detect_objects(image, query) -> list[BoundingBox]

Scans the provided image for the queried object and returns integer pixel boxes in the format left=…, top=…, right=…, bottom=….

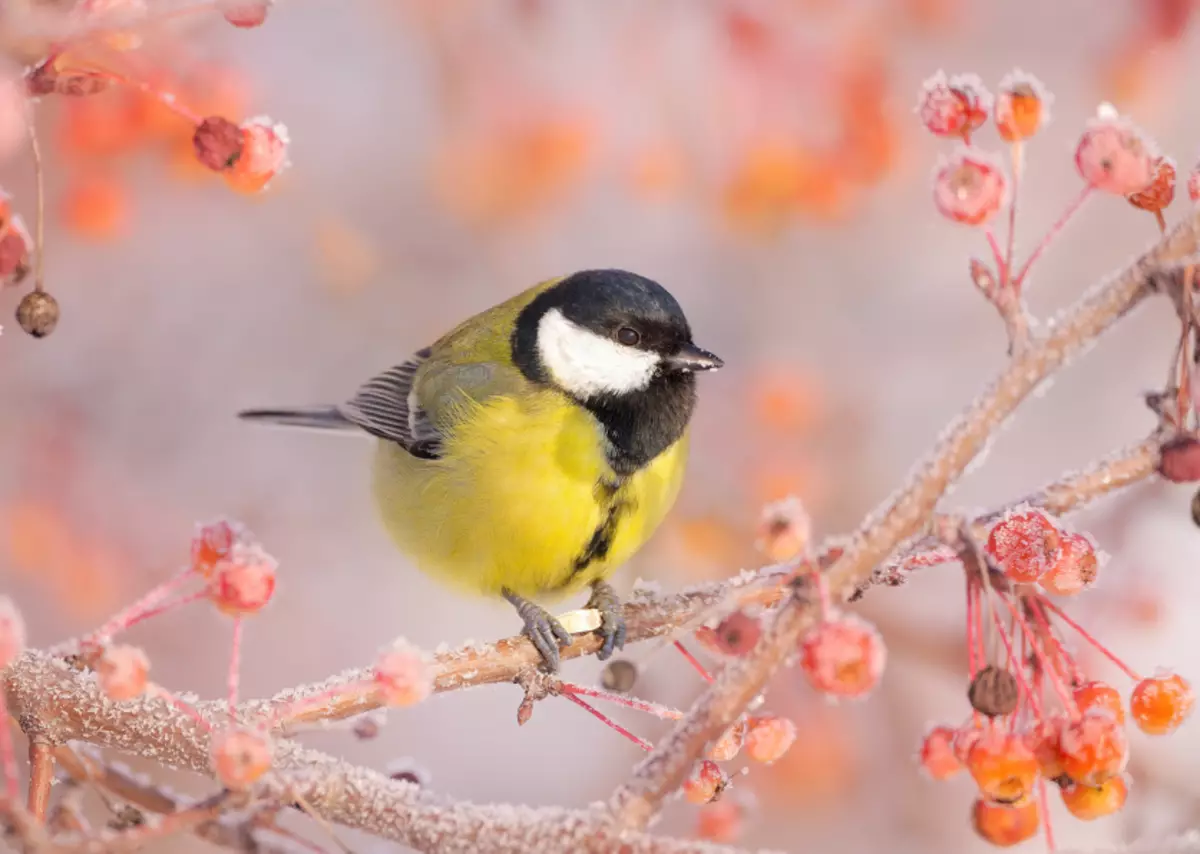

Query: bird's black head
left=513, top=269, right=722, bottom=474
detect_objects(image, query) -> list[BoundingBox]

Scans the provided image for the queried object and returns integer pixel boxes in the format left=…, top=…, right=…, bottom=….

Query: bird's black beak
left=664, top=343, right=724, bottom=373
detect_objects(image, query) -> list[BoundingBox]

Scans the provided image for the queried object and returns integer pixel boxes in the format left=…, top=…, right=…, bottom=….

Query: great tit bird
left=238, top=269, right=722, bottom=669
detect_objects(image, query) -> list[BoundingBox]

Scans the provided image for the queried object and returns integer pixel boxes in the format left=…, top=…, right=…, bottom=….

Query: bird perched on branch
left=238, top=269, right=722, bottom=669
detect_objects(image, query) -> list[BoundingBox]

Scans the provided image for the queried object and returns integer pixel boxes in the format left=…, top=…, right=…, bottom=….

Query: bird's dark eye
left=616, top=326, right=640, bottom=346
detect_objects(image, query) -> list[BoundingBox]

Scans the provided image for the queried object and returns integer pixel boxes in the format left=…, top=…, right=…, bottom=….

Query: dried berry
left=968, top=665, right=1020, bottom=718
left=1127, top=156, right=1176, bottom=212
left=600, top=658, right=637, bottom=694
left=224, top=119, right=289, bottom=194
left=16, top=290, right=59, bottom=338
left=696, top=610, right=761, bottom=657
left=223, top=1, right=271, bottom=27
left=192, top=519, right=244, bottom=577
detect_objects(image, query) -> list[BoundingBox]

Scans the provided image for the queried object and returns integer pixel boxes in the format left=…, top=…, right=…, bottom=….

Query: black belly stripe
left=566, top=477, right=629, bottom=581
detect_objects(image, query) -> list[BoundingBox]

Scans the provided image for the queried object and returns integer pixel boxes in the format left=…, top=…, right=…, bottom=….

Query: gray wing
left=340, top=346, right=443, bottom=459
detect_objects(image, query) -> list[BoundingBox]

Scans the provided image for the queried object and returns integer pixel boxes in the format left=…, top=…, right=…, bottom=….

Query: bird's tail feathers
left=237, top=405, right=362, bottom=434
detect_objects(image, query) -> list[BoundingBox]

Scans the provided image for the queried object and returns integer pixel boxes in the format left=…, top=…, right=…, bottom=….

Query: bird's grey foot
left=586, top=580, right=627, bottom=661
left=503, top=588, right=572, bottom=671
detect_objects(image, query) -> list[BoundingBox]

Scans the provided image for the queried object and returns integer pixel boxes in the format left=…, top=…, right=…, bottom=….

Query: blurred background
left=3, top=0, right=1200, bottom=851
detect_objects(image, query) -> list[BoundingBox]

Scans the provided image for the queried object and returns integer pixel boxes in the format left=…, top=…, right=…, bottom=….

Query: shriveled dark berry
left=16, top=290, right=58, bottom=338
left=968, top=665, right=1019, bottom=717
left=600, top=658, right=637, bottom=694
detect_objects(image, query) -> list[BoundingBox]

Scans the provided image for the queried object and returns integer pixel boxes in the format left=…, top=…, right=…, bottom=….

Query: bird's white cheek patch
left=538, top=308, right=659, bottom=398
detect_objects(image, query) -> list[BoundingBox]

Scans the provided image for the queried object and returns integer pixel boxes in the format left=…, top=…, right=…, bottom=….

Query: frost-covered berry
left=918, top=725, right=962, bottom=780
left=683, top=759, right=726, bottom=804
left=706, top=718, right=747, bottom=762
left=1025, top=718, right=1066, bottom=780
left=972, top=797, right=1039, bottom=847
left=1075, top=110, right=1157, bottom=195
left=1073, top=681, right=1125, bottom=725
left=1127, top=156, right=1176, bottom=212
left=225, top=119, right=289, bottom=194
left=995, top=72, right=1049, bottom=142
left=1040, top=532, right=1099, bottom=595
left=986, top=510, right=1061, bottom=583
left=209, top=544, right=277, bottom=616
left=373, top=640, right=433, bottom=707
left=191, top=519, right=244, bottom=577
left=744, top=714, right=796, bottom=764
left=967, top=729, right=1039, bottom=804
left=211, top=726, right=272, bottom=790
left=755, top=496, right=811, bottom=563
left=1061, top=776, right=1127, bottom=820
left=1131, top=671, right=1194, bottom=735
left=1058, top=708, right=1128, bottom=786
left=0, top=597, right=26, bottom=669
left=96, top=644, right=149, bottom=701
left=799, top=613, right=886, bottom=699
left=933, top=148, right=1007, bottom=226
left=916, top=72, right=990, bottom=139
left=223, top=1, right=271, bottom=27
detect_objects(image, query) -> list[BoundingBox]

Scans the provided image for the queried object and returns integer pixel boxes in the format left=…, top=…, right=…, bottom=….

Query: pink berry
left=744, top=714, right=797, bottom=764
left=0, top=597, right=26, bottom=669
left=210, top=544, right=277, bottom=617
left=799, top=613, right=886, bottom=699
left=225, top=118, right=290, bottom=194
left=96, top=644, right=150, bottom=701
left=706, top=718, right=747, bottom=762
left=373, top=640, right=433, bottom=707
left=916, top=72, right=990, bottom=139
left=683, top=759, right=726, bottom=804
left=210, top=726, right=272, bottom=790
left=223, top=1, right=271, bottom=27
left=1075, top=109, right=1157, bottom=195
left=933, top=148, right=1007, bottom=227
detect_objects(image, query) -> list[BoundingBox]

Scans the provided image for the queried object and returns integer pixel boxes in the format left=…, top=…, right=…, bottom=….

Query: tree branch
left=607, top=208, right=1200, bottom=831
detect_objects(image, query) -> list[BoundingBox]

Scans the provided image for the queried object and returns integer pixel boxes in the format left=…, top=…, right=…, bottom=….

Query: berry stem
left=1036, top=597, right=1142, bottom=682
left=559, top=682, right=683, bottom=721
left=25, top=107, right=44, bottom=294
left=1038, top=776, right=1057, bottom=853
left=984, top=227, right=1006, bottom=279
left=228, top=617, right=243, bottom=713
left=1176, top=264, right=1195, bottom=426
left=1005, top=141, right=1024, bottom=292
left=131, top=588, right=209, bottom=626
left=1029, top=599, right=1084, bottom=686
left=999, top=595, right=1076, bottom=715
left=990, top=602, right=1042, bottom=717
left=1013, top=185, right=1093, bottom=288
left=81, top=567, right=195, bottom=648
left=62, top=65, right=203, bottom=125
left=674, top=640, right=714, bottom=683
left=0, top=694, right=17, bottom=803
left=561, top=692, right=654, bottom=752
left=966, top=578, right=979, bottom=679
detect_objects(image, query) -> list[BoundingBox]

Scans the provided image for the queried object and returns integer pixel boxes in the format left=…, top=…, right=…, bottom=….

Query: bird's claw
left=586, top=580, right=627, bottom=661
left=504, top=589, right=572, bottom=671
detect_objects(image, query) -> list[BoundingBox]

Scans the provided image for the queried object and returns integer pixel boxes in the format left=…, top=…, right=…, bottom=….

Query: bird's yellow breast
left=370, top=390, right=687, bottom=600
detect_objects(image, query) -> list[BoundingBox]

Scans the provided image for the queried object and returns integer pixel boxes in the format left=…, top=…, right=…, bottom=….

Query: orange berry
left=683, top=759, right=726, bottom=805
left=1073, top=681, right=1125, bottom=726
left=1040, top=533, right=1099, bottom=595
left=967, top=729, right=1039, bottom=804
left=932, top=148, right=1007, bottom=227
left=1061, top=776, right=1128, bottom=820
left=191, top=519, right=243, bottom=577
left=995, top=73, right=1048, bottom=142
left=224, top=119, right=289, bottom=194
left=744, top=715, right=797, bottom=764
left=1058, top=708, right=1128, bottom=786
left=1075, top=109, right=1157, bottom=196
left=971, top=797, right=1039, bottom=847
left=1025, top=718, right=1066, bottom=780
left=1127, top=156, right=1176, bottom=213
left=755, top=496, right=811, bottom=564
left=706, top=718, right=747, bottom=762
left=61, top=171, right=129, bottom=240
left=210, top=726, right=272, bottom=790
left=986, top=510, right=1062, bottom=583
left=373, top=640, right=433, bottom=707
left=209, top=544, right=277, bottom=617
left=0, top=597, right=26, bottom=669
left=96, top=644, right=149, bottom=701
left=1130, top=672, right=1194, bottom=735
left=918, top=724, right=962, bottom=781
left=695, top=799, right=742, bottom=843
left=799, top=614, right=886, bottom=699
left=917, top=72, right=990, bottom=139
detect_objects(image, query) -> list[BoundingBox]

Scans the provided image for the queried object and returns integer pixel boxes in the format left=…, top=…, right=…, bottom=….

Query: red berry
left=918, top=724, right=962, bottom=781
left=191, top=519, right=243, bottom=577
left=1075, top=109, right=1157, bottom=195
left=193, top=116, right=245, bottom=171
left=1130, top=671, right=1194, bottom=735
left=683, top=759, right=726, bottom=804
left=932, top=148, right=1007, bottom=227
left=798, top=613, right=886, bottom=699
left=1061, top=775, right=1128, bottom=820
left=972, top=797, right=1039, bottom=847
left=1058, top=708, right=1127, bottom=786
left=695, top=799, right=742, bottom=843
left=1127, top=156, right=1176, bottom=212
left=0, top=597, right=26, bottom=669
left=917, top=72, right=990, bottom=139
left=986, top=510, right=1062, bottom=583
left=695, top=610, right=761, bottom=657
left=1040, top=533, right=1099, bottom=595
left=209, top=544, right=277, bottom=616
left=967, top=728, right=1038, bottom=804
left=706, top=718, right=747, bottom=762
left=1158, top=436, right=1200, bottom=484
left=96, top=644, right=150, bottom=701
left=744, top=715, right=796, bottom=764
left=1073, top=681, right=1125, bottom=725
left=995, top=72, right=1048, bottom=142
left=223, top=1, right=271, bottom=27
left=373, top=640, right=433, bottom=707
left=210, top=726, right=272, bottom=790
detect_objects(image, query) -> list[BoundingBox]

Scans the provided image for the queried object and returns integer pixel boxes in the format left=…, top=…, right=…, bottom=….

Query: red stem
left=228, top=618, right=244, bottom=713
left=83, top=567, right=195, bottom=646
left=1013, top=185, right=1093, bottom=288
left=1038, top=776, right=1057, bottom=853
left=1005, top=141, right=1023, bottom=291
left=673, top=640, right=714, bottom=683
left=562, top=693, right=653, bottom=752
left=559, top=682, right=683, bottom=720
left=999, top=596, right=1076, bottom=715
left=1036, top=597, right=1142, bottom=682
left=990, top=603, right=1042, bottom=717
